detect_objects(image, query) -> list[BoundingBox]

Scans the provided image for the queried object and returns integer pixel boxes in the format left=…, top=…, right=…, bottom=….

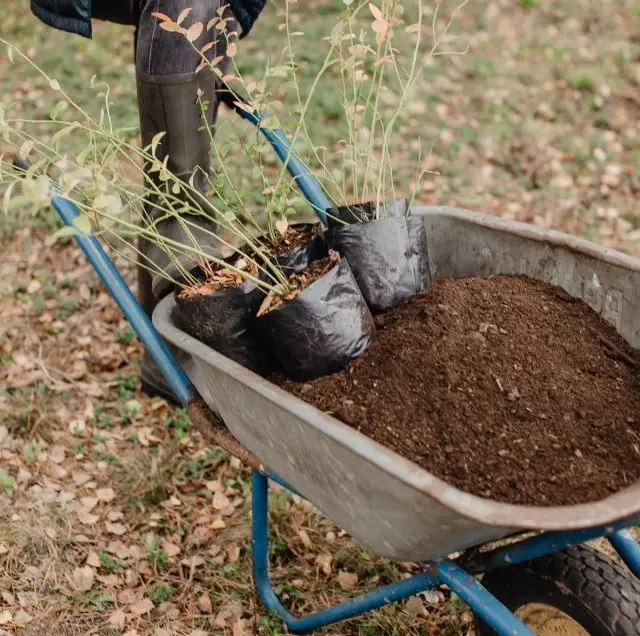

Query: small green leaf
left=72, top=215, right=92, bottom=234
left=0, top=470, right=14, bottom=491
left=51, top=225, right=80, bottom=241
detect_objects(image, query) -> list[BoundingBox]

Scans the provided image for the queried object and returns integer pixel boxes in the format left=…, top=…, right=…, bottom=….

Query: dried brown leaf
left=14, top=610, right=32, bottom=625
left=316, top=552, right=332, bottom=575
left=106, top=522, right=126, bottom=536
left=129, top=598, right=154, bottom=616
left=96, top=487, right=116, bottom=502
left=71, top=566, right=95, bottom=592
left=212, top=491, right=231, bottom=510
left=227, top=544, right=240, bottom=563
left=297, top=529, right=312, bottom=548
left=337, top=570, right=358, bottom=591
left=86, top=551, right=101, bottom=567
left=160, top=539, right=181, bottom=557
left=108, top=609, right=126, bottom=629
left=80, top=496, right=98, bottom=510
left=77, top=509, right=99, bottom=525
left=197, top=593, right=212, bottom=613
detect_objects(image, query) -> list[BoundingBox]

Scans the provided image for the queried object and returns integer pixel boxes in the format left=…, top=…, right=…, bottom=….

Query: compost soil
left=272, top=222, right=322, bottom=255
left=279, top=275, right=640, bottom=506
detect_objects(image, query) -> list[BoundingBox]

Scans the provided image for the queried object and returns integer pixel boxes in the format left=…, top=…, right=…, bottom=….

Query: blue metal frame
left=609, top=530, right=640, bottom=579
left=251, top=471, right=535, bottom=635
left=460, top=513, right=640, bottom=575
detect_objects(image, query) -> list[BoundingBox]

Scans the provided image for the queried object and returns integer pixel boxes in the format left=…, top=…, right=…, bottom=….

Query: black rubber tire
left=475, top=544, right=640, bottom=635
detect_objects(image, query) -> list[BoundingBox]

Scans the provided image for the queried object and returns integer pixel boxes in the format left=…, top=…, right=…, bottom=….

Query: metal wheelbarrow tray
left=154, top=205, right=640, bottom=562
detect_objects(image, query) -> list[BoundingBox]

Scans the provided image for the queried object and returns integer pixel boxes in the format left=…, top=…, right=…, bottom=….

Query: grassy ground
left=0, top=0, right=639, bottom=634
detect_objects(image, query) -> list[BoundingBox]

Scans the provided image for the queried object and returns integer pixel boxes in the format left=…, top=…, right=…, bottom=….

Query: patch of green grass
left=98, top=551, right=125, bottom=570
left=566, top=70, right=596, bottom=91
left=0, top=470, right=14, bottom=491
left=164, top=408, right=190, bottom=439
left=145, top=535, right=169, bottom=569
left=91, top=404, right=114, bottom=430
left=53, top=297, right=80, bottom=320
left=73, top=443, right=87, bottom=456
left=148, top=583, right=174, bottom=604
left=82, top=591, right=114, bottom=611
left=114, top=326, right=135, bottom=344
left=93, top=449, right=119, bottom=465
left=23, top=441, right=42, bottom=462
left=115, top=374, right=136, bottom=400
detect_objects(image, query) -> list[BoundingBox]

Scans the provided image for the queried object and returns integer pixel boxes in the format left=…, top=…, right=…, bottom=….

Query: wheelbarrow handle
left=216, top=80, right=331, bottom=224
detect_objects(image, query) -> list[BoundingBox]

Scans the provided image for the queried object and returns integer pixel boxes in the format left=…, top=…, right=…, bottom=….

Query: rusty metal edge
left=186, top=396, right=264, bottom=472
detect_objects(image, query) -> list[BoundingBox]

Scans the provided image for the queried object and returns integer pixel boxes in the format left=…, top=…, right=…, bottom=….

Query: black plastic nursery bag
left=174, top=280, right=270, bottom=375
left=325, top=199, right=430, bottom=313
left=257, top=258, right=375, bottom=381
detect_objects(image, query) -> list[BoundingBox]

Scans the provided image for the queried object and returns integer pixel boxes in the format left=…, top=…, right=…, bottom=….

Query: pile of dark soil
left=279, top=275, right=640, bottom=506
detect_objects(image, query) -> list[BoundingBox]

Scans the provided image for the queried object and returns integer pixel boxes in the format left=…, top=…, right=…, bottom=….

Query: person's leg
left=135, top=0, right=236, bottom=402
left=93, top=0, right=235, bottom=402
left=135, top=0, right=235, bottom=299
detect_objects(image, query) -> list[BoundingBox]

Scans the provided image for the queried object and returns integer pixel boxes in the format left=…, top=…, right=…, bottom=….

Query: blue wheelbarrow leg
left=251, top=471, right=534, bottom=635
left=609, top=530, right=640, bottom=579
left=50, top=195, right=195, bottom=406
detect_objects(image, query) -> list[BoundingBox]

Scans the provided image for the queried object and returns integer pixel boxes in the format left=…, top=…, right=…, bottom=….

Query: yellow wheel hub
left=515, top=602, right=591, bottom=636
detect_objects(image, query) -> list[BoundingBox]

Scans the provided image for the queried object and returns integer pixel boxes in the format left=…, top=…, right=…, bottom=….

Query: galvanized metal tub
left=154, top=206, right=640, bottom=562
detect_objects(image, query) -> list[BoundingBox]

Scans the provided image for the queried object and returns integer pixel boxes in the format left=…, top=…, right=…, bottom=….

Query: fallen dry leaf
left=96, top=487, right=116, bottom=502
left=106, top=522, right=126, bottom=536
left=129, top=598, right=154, bottom=616
left=160, top=539, right=180, bottom=557
left=109, top=609, right=126, bottom=629
left=213, top=609, right=231, bottom=628
left=80, top=496, right=98, bottom=510
left=275, top=216, right=289, bottom=237
left=297, top=529, right=312, bottom=548
left=212, top=491, right=230, bottom=510
left=0, top=612, right=11, bottom=626
left=405, top=595, right=426, bottom=616
left=189, top=631, right=209, bottom=636
left=14, top=610, right=33, bottom=625
left=86, top=551, right=101, bottom=568
left=118, top=589, right=140, bottom=604
left=97, top=574, right=120, bottom=586
left=197, top=593, right=212, bottom=613
left=77, top=509, right=99, bottom=525
left=316, top=552, right=332, bottom=575
left=49, top=445, right=66, bottom=464
left=71, top=566, right=95, bottom=592
left=205, top=479, right=222, bottom=493
left=337, top=570, right=358, bottom=591
left=227, top=544, right=240, bottom=563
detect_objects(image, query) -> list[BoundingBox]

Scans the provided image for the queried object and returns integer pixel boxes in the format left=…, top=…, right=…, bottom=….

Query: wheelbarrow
left=34, top=87, right=640, bottom=634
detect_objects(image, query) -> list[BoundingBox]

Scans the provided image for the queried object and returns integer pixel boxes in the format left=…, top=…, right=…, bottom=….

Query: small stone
left=575, top=449, right=583, bottom=459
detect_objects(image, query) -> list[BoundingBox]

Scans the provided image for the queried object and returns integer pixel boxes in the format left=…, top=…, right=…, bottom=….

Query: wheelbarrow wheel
left=475, top=543, right=640, bottom=635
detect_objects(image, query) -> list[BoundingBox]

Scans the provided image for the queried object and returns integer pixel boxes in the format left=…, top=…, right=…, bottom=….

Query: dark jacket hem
left=30, top=1, right=92, bottom=38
